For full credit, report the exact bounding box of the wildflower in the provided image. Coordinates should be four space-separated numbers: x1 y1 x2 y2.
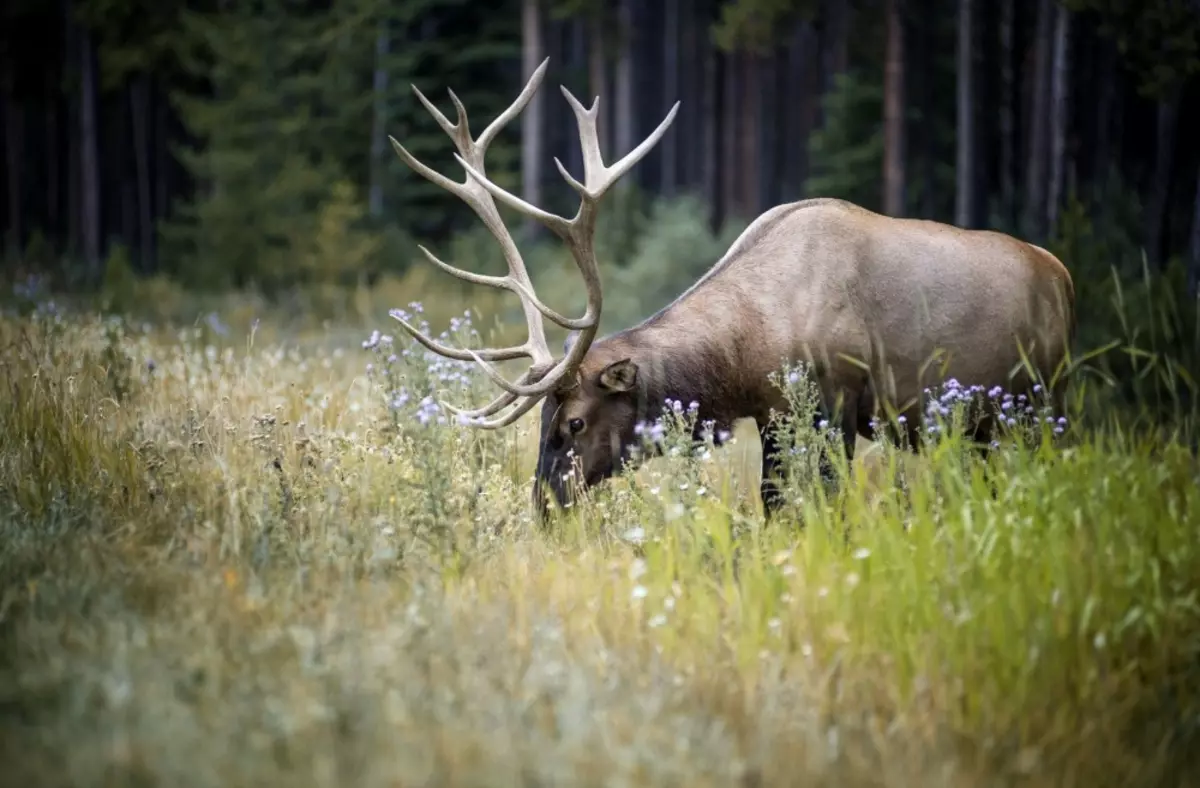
853 547 871 560
631 584 648 600
622 526 646 545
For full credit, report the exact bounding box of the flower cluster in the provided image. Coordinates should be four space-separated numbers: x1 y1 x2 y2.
914 377 1068 447
363 302 487 431
632 398 731 458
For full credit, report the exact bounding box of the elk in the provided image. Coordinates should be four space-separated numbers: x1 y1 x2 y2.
388 58 1077 520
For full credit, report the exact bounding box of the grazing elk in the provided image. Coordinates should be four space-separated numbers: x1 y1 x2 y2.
388 58 1077 521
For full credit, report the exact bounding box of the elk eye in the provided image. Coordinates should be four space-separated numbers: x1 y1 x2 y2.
568 418 585 434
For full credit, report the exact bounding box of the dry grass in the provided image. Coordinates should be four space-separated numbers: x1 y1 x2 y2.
1 302 1198 788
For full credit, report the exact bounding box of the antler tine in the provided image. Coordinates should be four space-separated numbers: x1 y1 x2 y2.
389 309 530 363
560 87 682 198
453 392 546 430
451 94 681 399
388 59 559 368
388 58 677 423
476 57 550 153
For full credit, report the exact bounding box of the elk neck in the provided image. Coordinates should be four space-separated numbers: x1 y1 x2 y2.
594 283 766 430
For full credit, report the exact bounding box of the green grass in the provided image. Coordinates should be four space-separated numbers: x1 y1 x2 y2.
1 296 1198 788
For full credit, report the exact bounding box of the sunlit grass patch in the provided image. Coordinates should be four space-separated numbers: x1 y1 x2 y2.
1 303 1198 787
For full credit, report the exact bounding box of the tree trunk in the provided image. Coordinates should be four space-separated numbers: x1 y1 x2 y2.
520 0 544 239
883 0 906 217
368 14 389 219
955 0 975 228
703 32 720 230
722 51 741 219
565 16 586 180
79 24 102 280
46 72 60 243
791 21 818 199
661 0 679 196
998 0 1015 227
588 13 609 157
614 0 634 159
1091 35 1116 198
819 0 849 132
1145 90 1180 269
131 75 154 272
679 0 699 194
1024 0 1053 241
155 82 169 233
2 89 21 259
740 54 762 216
1045 2 1070 237
1188 163 1200 298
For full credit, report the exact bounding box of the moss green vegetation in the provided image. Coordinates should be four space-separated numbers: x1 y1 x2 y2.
1 279 1197 788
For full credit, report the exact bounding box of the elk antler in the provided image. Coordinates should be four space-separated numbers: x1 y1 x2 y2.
388 58 680 428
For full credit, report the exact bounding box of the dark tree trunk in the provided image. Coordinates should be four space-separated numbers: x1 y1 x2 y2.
131 76 154 272
956 0 975 228
791 21 818 199
2 90 21 259
722 50 741 219
999 0 1015 227
819 0 849 132
368 14 389 219
79 24 102 279
679 0 699 195
155 82 169 234
704 45 722 230
588 13 609 157
1091 34 1116 199
883 0 906 217
1046 2 1070 235
741 54 762 216
1188 163 1200 298
46 73 61 243
614 0 634 158
1024 0 1054 241
1146 90 1180 269
521 0 544 240
661 0 679 196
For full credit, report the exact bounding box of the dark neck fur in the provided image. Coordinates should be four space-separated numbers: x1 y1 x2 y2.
602 319 755 437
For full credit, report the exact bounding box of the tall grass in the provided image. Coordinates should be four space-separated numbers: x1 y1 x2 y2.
1 284 1198 786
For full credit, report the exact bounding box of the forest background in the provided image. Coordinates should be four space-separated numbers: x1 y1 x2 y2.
1 0 1198 403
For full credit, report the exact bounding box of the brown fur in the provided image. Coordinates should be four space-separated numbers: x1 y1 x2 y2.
532 197 1076 518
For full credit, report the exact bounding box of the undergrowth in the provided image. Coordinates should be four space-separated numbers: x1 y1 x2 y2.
0 299 1198 788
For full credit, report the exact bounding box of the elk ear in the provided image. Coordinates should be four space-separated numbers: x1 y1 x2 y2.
563 331 580 356
598 358 638 393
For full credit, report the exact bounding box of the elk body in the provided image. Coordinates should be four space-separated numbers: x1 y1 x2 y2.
389 59 1077 520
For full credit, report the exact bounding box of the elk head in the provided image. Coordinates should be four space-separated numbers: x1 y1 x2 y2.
387 58 679 520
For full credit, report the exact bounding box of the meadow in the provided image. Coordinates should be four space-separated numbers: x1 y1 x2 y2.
1 267 1199 788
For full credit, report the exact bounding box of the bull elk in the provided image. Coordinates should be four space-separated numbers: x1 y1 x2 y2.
388 58 1077 520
